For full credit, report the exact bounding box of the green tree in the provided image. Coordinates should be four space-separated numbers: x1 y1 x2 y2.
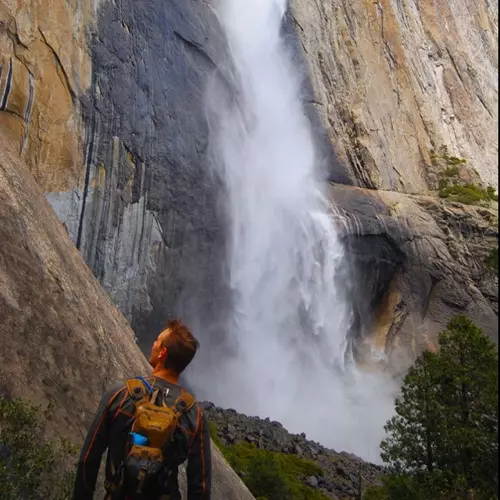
377 316 498 500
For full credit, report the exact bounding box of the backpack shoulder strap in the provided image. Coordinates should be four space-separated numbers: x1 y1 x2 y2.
172 390 196 414
125 377 152 406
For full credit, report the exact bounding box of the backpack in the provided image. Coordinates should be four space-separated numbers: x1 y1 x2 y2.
106 377 196 500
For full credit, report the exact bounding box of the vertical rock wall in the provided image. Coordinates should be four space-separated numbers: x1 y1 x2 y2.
290 0 498 193
0 0 91 191
1 0 235 346
2 0 497 358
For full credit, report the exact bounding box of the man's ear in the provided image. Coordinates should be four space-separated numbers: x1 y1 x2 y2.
159 346 168 361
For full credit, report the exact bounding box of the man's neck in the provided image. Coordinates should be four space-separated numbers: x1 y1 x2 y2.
152 367 180 385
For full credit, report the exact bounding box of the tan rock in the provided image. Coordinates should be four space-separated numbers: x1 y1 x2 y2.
291 0 498 193
0 0 92 192
178 446 256 500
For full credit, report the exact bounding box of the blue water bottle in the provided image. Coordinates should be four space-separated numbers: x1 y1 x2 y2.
129 432 148 446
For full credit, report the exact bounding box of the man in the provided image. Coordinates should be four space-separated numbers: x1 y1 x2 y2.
73 320 211 500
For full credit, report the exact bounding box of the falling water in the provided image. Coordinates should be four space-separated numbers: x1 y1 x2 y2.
199 0 396 462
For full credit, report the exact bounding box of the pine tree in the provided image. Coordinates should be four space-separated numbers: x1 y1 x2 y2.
378 315 498 500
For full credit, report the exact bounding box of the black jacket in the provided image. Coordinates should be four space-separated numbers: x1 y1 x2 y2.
72 376 211 500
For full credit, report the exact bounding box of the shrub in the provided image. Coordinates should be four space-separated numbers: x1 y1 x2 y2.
443 156 467 167
431 146 467 168
438 182 498 205
441 165 460 178
0 396 78 500
486 185 498 201
431 145 498 206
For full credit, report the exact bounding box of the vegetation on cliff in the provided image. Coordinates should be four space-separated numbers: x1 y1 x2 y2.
365 315 498 500
485 248 498 274
431 147 498 206
0 397 77 500
438 181 498 206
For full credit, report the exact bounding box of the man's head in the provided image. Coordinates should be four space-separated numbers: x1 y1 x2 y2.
149 320 200 375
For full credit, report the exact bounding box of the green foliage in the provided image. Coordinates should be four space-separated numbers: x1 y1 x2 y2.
438 181 498 205
485 248 498 274
363 474 427 500
0 396 78 500
363 472 480 500
431 145 467 168
441 165 460 178
210 427 328 500
373 316 498 500
430 146 499 205
430 147 498 205
208 421 224 449
446 156 467 166
486 185 498 201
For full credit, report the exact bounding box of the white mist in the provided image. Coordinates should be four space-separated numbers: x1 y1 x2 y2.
201 0 396 462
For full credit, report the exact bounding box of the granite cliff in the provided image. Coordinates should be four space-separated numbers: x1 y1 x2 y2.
0 0 498 472
0 0 497 496
329 184 497 371
291 0 498 192
1 0 497 357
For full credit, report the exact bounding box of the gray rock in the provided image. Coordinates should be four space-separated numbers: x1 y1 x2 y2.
65 0 236 353
328 184 498 369
305 475 319 488
203 402 383 499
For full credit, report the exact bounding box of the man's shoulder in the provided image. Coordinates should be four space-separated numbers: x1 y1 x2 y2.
104 377 205 415
102 376 150 402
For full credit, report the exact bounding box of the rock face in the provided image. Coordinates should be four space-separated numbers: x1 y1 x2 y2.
0 137 148 432
0 137 255 500
329 184 498 370
179 446 256 500
290 0 499 192
1 0 498 377
203 403 383 499
0 0 91 192
73 0 233 345
1 0 232 348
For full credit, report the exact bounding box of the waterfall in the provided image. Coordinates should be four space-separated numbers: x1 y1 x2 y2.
195 0 396 462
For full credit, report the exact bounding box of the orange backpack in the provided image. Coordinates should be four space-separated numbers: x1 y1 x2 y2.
106 377 195 499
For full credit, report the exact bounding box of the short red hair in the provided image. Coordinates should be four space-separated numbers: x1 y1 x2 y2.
161 320 199 374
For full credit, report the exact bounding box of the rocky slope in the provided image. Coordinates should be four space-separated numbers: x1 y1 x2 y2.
203 403 383 499
0 138 148 431
0 136 255 500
